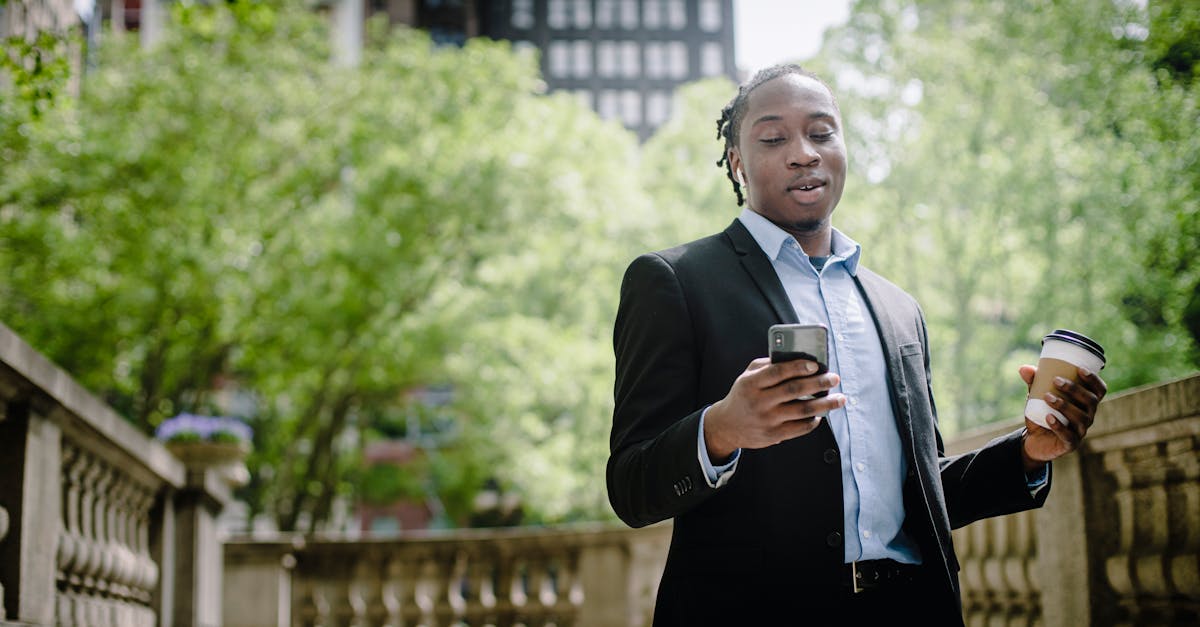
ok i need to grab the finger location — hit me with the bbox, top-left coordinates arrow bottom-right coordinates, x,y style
775,393 -> 846,422
1044,393 -> 1087,440
1076,366 -> 1108,399
755,358 -> 823,387
1018,364 -> 1036,387
767,372 -> 840,405
770,415 -> 824,443
1052,377 -> 1100,425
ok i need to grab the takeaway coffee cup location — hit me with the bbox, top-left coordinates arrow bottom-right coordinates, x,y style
1025,329 -> 1106,429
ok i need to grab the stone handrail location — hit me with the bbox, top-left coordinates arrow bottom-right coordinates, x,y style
947,372 -> 1200,626
0,321 -> 233,626
224,522 -> 671,627
225,373 -> 1199,626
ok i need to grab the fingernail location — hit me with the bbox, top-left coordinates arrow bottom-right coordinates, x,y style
804,362 -> 816,374
1045,393 -> 1059,405
1054,376 -> 1067,388
1079,367 -> 1092,377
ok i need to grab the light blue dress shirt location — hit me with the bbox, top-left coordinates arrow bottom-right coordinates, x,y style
697,209 -> 1049,564
700,208 -> 922,565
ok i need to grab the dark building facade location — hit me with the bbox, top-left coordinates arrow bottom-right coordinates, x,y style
375,0 -> 738,139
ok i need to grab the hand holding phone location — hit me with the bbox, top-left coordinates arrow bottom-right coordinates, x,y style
768,323 -> 829,399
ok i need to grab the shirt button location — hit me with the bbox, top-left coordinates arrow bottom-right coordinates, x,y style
849,397 -> 859,406
855,462 -> 865,472
826,532 -> 843,548
823,449 -> 838,465
863,530 -> 872,539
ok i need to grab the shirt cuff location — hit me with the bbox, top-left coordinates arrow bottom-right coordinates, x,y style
698,406 -> 740,488
1025,462 -> 1049,498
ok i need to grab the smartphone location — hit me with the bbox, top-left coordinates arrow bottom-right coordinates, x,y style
768,323 -> 829,399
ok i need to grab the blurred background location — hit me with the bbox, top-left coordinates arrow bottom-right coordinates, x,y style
1,0 -> 1197,537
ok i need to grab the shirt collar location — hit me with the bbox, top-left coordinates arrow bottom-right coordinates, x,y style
737,207 -> 862,276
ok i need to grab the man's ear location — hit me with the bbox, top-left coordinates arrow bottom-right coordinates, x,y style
728,148 -> 744,185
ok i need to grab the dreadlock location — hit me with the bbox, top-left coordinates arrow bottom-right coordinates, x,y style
716,64 -> 837,206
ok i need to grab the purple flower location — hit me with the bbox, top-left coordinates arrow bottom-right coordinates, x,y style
155,413 -> 253,443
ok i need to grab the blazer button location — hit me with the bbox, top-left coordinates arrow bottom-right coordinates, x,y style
826,532 -> 842,548
823,449 -> 838,465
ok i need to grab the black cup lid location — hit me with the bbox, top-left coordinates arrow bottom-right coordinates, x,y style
1044,329 -> 1105,365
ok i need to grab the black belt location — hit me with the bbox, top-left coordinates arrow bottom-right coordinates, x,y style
844,559 -> 918,593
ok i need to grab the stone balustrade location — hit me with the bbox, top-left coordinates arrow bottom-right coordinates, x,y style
0,321 -> 233,627
948,372 -> 1200,626
224,523 -> 671,627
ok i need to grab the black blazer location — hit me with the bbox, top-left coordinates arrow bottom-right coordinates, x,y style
607,219 -> 1047,625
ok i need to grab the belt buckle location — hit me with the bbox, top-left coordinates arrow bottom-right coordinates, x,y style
851,561 -> 863,594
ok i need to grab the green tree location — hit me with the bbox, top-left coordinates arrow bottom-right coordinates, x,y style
0,3 -> 650,529
812,0 -> 1199,431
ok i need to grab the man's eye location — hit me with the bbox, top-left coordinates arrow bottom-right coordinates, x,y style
812,132 -> 835,142
761,137 -> 785,144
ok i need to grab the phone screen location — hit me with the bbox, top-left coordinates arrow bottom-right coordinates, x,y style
768,323 -> 829,398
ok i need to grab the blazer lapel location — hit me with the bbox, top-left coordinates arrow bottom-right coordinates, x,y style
854,271 -> 917,447
723,219 -> 798,324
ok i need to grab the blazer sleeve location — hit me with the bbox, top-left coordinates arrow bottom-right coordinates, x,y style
607,253 -> 723,528
916,313 -> 1050,528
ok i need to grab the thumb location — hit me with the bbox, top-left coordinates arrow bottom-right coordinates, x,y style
1018,364 -> 1037,387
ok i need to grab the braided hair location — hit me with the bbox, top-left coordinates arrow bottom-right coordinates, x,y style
716,64 -> 837,206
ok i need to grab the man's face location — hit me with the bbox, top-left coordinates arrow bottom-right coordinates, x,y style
728,74 -> 847,240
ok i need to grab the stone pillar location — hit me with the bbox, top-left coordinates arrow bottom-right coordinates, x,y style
140,0 -> 167,48
1036,451 -> 1092,626
172,467 -> 234,627
331,0 -> 363,67
0,402 -> 61,626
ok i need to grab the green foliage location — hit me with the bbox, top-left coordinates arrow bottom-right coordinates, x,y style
818,0 -> 1200,431
1,0 -> 1195,530
359,461 -> 427,505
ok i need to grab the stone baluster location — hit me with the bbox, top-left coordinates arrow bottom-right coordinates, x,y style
347,558 -> 376,627
380,554 -> 418,626
132,486 -> 159,602
58,443 -> 85,624
430,550 -> 461,626
447,549 -> 471,621
297,578 -> 334,627
1102,433 -> 1199,625
525,553 -> 555,626
464,547 -> 498,625
0,503 -> 7,621
551,548 -> 584,626
492,547 -> 521,625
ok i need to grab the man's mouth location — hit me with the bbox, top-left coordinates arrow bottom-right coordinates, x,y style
788,179 -> 826,204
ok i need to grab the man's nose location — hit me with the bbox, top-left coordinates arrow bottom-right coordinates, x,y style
788,140 -> 820,168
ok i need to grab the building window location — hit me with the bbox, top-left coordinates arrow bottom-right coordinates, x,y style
644,41 -> 665,79
573,0 -> 591,28
620,90 -> 642,127
548,41 -> 571,77
572,40 -> 592,77
511,0 -> 534,29
620,40 -> 641,78
643,0 -> 664,29
667,0 -> 687,29
701,42 -> 724,77
598,89 -> 621,120
597,40 -> 619,77
619,0 -> 638,29
596,0 -> 616,28
647,90 -> 672,127
699,0 -> 722,32
667,41 -> 688,79
548,0 -> 568,29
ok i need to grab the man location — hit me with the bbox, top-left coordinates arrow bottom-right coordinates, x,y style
606,64 -> 1106,625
